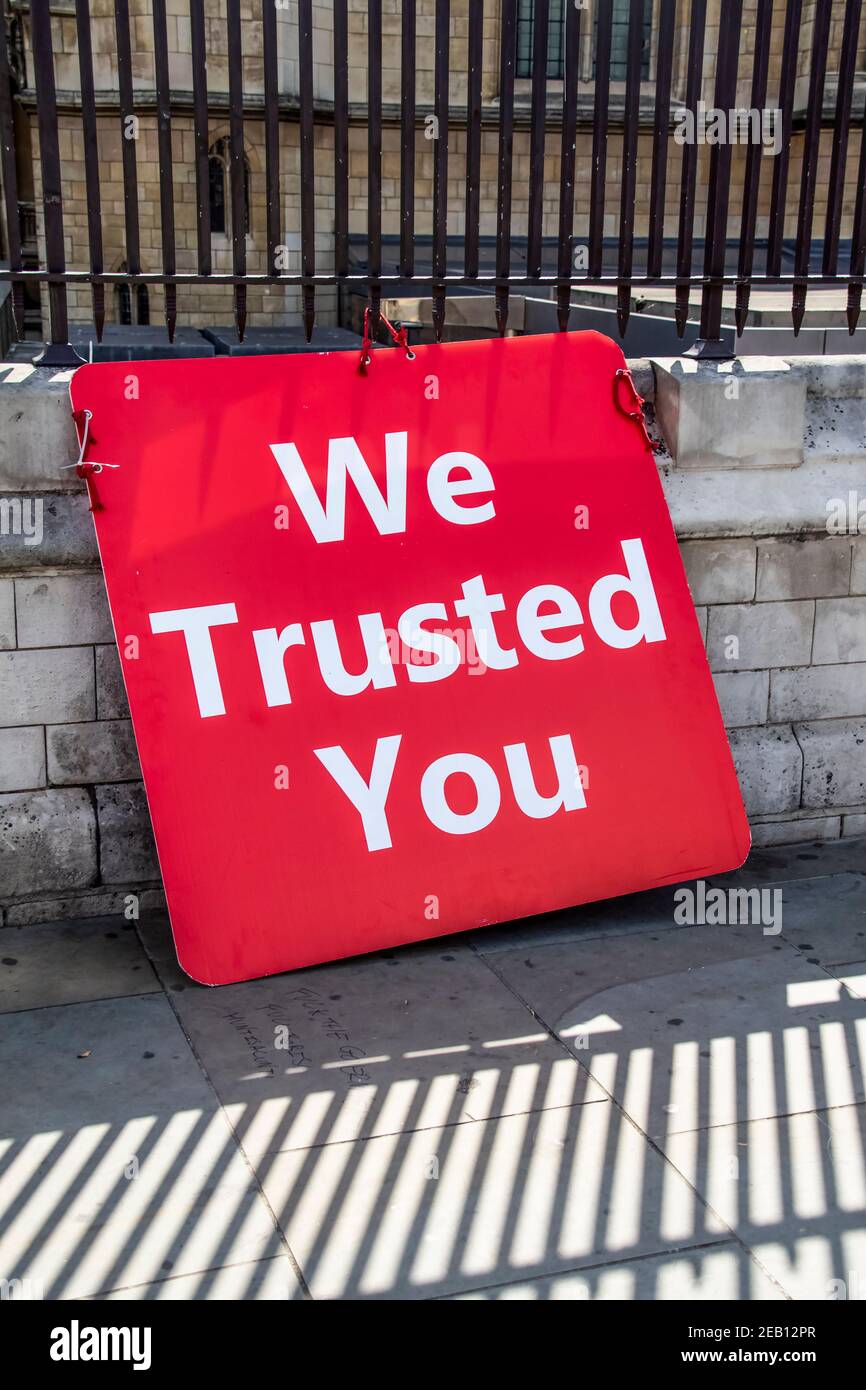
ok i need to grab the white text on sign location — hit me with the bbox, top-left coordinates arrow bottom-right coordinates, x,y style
148,434 -> 667,849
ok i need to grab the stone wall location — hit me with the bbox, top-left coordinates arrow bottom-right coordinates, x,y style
0,351 -> 864,927
680,535 -> 866,846
0,363 -> 164,924
654,355 -> 866,849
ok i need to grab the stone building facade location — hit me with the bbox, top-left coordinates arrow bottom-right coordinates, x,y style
5,0 -> 866,335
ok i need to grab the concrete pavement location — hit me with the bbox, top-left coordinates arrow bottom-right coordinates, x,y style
1,838 -> 864,1300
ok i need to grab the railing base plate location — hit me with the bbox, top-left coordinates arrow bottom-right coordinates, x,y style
33,344 -> 87,368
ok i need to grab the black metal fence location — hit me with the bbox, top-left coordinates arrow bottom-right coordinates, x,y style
0,0 -> 865,364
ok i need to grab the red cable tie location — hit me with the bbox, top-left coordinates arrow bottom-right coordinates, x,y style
394,322 -> 413,357
381,314 -> 414,359
614,367 -> 659,453
75,461 -> 104,512
358,306 -> 415,373
69,408 -> 103,511
358,305 -> 374,374
67,408 -> 119,510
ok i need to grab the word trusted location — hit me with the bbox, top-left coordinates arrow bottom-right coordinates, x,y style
70,332 -> 749,985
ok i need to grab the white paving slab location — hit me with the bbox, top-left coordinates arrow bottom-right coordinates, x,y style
156,939 -> 604,1159
664,1103 -> 866,1300
99,1255 -> 302,1300
486,927 -> 866,1140
257,1099 -> 731,1300
0,917 -> 158,1013
0,994 -> 293,1300
774,874 -> 866,967
451,1242 -> 785,1300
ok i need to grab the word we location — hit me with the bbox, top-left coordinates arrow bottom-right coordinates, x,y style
269,431 -> 496,542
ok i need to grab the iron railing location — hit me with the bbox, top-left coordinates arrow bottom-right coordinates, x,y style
0,0 -> 865,364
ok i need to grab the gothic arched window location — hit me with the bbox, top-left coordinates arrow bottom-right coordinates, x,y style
115,264 -> 149,326
208,138 -> 251,237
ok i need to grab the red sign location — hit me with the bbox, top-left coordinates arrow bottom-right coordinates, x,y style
70,332 -> 749,985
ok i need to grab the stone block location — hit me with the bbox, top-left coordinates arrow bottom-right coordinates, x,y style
0,578 -> 13,647
14,574 -> 113,647
727,725 -> 802,816
662,460 -> 866,540
797,718 -> 866,809
800,357 -> 866,397
751,816 -> 841,847
756,537 -> 852,600
3,888 -> 163,927
679,539 -> 757,604
95,643 -> 129,719
0,726 -> 46,793
712,670 -> 769,727
652,358 -> 806,469
0,493 -> 98,570
0,647 -> 95,726
0,787 -> 97,896
0,368 -> 80,492
813,597 -> 866,664
47,720 -> 140,785
706,601 -> 814,672
96,782 -> 160,883
805,395 -> 866,462
770,664 -> 866,721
